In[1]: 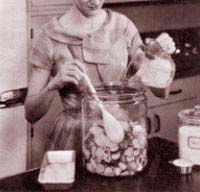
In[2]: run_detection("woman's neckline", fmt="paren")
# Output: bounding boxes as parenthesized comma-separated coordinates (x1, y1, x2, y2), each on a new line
(57, 6, 110, 37)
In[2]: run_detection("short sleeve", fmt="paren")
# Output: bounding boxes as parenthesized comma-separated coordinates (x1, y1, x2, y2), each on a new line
(124, 18, 143, 58)
(124, 18, 147, 74)
(29, 30, 54, 71)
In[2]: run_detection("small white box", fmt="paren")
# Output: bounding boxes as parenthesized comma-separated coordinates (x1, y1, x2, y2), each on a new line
(38, 150, 76, 190)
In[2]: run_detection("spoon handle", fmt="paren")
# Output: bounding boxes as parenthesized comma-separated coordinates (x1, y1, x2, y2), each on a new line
(83, 73, 100, 103)
(83, 74, 124, 144)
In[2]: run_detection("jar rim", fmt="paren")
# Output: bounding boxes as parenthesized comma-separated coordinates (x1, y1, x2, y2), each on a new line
(83, 81, 146, 104)
(94, 81, 145, 93)
(178, 106, 200, 124)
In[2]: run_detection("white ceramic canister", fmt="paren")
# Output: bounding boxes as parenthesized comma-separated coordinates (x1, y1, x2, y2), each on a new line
(178, 106, 200, 165)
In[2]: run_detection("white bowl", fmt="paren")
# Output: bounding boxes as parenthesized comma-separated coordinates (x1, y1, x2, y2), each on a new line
(38, 150, 76, 190)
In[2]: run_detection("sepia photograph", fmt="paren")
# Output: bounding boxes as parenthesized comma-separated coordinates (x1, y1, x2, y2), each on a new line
(0, 0, 200, 191)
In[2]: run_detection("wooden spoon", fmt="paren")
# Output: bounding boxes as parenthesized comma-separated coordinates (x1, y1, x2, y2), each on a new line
(83, 74, 124, 144)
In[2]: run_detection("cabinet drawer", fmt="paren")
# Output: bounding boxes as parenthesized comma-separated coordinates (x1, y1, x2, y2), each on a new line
(31, 0, 72, 6)
(146, 75, 200, 108)
(27, 0, 72, 13)
(148, 98, 198, 143)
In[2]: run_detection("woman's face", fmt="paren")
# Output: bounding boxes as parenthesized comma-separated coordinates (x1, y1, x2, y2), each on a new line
(74, 0, 105, 17)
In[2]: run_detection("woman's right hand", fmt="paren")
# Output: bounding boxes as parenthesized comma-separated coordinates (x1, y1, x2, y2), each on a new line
(47, 59, 86, 91)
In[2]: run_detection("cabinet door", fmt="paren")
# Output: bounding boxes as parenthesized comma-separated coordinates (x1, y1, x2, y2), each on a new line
(27, 14, 64, 169)
(27, 4, 72, 49)
(146, 75, 200, 108)
(28, 14, 58, 40)
(27, 14, 59, 78)
(146, 111, 156, 139)
(28, 15, 54, 49)
(148, 98, 198, 143)
(27, 14, 66, 169)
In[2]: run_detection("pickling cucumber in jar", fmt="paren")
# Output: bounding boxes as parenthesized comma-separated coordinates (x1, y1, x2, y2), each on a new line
(82, 81, 148, 177)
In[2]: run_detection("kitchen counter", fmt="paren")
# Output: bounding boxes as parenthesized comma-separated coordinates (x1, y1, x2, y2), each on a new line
(1, 137, 200, 192)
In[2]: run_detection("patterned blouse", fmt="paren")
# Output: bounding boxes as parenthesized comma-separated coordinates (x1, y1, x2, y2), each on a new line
(29, 9, 144, 109)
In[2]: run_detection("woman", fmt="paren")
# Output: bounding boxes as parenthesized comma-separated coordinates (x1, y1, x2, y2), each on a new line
(25, 0, 176, 153)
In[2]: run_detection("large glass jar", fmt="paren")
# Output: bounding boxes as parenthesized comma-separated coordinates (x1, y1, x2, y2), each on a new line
(178, 105, 200, 165)
(82, 81, 148, 177)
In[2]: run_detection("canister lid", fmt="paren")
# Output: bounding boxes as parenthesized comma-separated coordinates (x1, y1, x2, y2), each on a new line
(178, 105, 200, 124)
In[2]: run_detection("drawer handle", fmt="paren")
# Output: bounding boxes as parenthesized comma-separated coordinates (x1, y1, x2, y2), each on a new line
(147, 117, 151, 134)
(169, 89, 183, 95)
(155, 114, 160, 133)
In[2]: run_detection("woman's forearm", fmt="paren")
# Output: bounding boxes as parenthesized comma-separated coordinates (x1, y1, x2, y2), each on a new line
(25, 86, 56, 124)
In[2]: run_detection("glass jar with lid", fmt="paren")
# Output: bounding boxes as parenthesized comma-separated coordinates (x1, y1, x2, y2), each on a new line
(81, 81, 148, 177)
(178, 105, 200, 165)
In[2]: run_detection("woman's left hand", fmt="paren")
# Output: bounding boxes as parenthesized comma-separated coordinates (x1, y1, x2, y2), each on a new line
(155, 33, 176, 54)
(145, 32, 176, 55)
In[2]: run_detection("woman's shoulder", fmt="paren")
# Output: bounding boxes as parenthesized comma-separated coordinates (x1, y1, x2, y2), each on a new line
(107, 9, 137, 29)
(36, 16, 82, 45)
(40, 17, 60, 36)
(32, 17, 58, 44)
(105, 9, 138, 41)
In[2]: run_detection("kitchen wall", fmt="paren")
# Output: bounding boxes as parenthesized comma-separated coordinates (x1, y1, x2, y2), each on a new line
(105, 2, 200, 32)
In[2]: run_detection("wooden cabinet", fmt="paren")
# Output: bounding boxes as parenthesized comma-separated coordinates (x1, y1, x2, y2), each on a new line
(27, 0, 71, 49)
(146, 75, 200, 142)
(147, 99, 199, 142)
(146, 76, 200, 108)
(27, 1, 68, 169)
